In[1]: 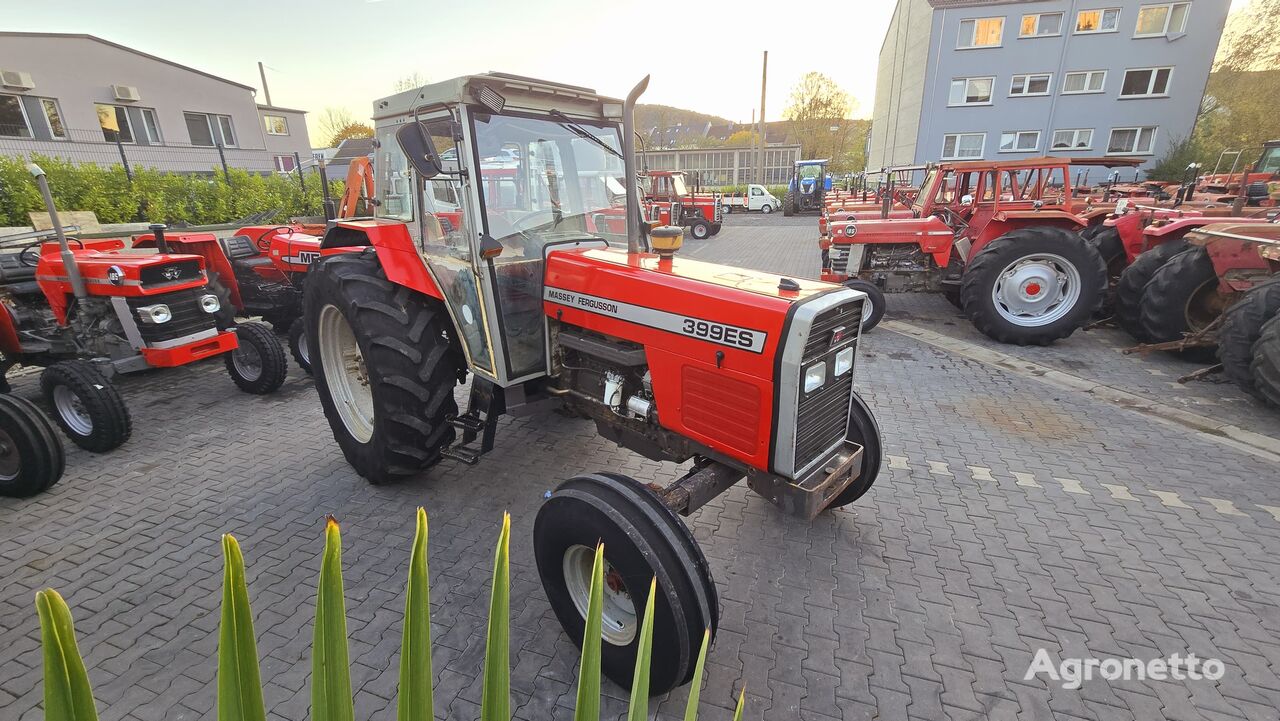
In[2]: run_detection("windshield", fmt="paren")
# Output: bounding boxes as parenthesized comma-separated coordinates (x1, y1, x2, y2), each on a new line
(1260, 145, 1280, 176)
(471, 112, 628, 254)
(916, 167, 939, 209)
(798, 164, 824, 179)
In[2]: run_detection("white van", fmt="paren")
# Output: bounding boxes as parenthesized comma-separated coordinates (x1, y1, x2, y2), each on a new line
(721, 184, 781, 214)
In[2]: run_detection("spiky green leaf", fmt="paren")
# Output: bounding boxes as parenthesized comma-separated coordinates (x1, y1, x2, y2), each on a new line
(36, 589, 98, 721)
(218, 535, 266, 721)
(573, 543, 605, 721)
(732, 687, 745, 721)
(398, 508, 434, 721)
(681, 629, 712, 721)
(626, 576, 657, 721)
(311, 516, 353, 721)
(481, 512, 511, 721)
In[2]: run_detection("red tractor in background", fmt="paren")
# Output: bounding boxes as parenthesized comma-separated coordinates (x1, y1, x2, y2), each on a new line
(1198, 140, 1280, 198)
(641, 169, 723, 239)
(0, 165, 287, 453)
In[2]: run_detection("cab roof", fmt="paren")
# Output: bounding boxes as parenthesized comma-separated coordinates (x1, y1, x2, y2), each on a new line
(940, 155, 1146, 171)
(372, 72, 621, 123)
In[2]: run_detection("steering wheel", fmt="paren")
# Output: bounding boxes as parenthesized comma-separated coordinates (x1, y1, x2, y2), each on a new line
(255, 226, 295, 251)
(19, 242, 42, 267)
(934, 206, 967, 230)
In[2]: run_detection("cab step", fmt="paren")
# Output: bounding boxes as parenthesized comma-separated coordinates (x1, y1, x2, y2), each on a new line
(441, 444, 482, 465)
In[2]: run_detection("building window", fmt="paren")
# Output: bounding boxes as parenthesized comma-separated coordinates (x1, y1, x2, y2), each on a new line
(1135, 2, 1190, 36)
(96, 103, 134, 144)
(273, 154, 296, 172)
(1020, 12, 1063, 37)
(999, 131, 1041, 153)
(1051, 129, 1094, 150)
(1009, 74, 1052, 97)
(1075, 8, 1121, 33)
(958, 17, 1004, 48)
(948, 77, 995, 106)
(1062, 70, 1107, 94)
(0, 94, 32, 138)
(138, 108, 162, 143)
(185, 112, 237, 147)
(942, 133, 986, 160)
(39, 99, 66, 139)
(264, 114, 289, 135)
(1107, 126, 1158, 155)
(1120, 67, 1172, 97)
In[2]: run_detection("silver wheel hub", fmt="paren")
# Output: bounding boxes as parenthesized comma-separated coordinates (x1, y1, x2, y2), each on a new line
(991, 253, 1082, 327)
(232, 339, 263, 381)
(318, 305, 375, 443)
(53, 385, 93, 436)
(562, 544, 638, 646)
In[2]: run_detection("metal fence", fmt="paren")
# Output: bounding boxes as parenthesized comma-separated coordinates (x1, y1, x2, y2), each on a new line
(638, 145, 802, 187)
(0, 125, 291, 175)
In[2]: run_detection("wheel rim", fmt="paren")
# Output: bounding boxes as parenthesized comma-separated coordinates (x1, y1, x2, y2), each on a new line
(1184, 278, 1229, 332)
(0, 428, 19, 481)
(562, 544, 638, 646)
(318, 304, 375, 443)
(299, 331, 310, 364)
(53, 385, 93, 436)
(694, 225, 707, 239)
(861, 298, 874, 324)
(232, 338, 264, 381)
(990, 252, 1082, 327)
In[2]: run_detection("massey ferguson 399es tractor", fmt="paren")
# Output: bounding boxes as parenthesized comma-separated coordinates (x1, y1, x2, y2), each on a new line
(304, 73, 881, 693)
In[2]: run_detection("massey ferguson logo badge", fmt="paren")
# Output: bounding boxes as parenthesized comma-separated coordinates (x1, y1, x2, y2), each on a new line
(161, 267, 182, 281)
(830, 325, 851, 348)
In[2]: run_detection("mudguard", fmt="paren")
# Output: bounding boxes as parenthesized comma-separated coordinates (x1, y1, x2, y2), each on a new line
(320, 219, 444, 301)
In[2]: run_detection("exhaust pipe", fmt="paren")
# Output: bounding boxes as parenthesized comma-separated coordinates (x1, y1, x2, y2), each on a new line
(622, 75, 650, 255)
(27, 164, 89, 304)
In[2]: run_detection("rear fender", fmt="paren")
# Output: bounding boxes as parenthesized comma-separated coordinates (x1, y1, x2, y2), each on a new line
(973, 213, 1085, 258)
(320, 219, 444, 301)
(1201, 238, 1273, 293)
(0, 304, 21, 354)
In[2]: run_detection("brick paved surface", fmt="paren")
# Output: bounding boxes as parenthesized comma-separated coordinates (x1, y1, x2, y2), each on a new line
(3, 213, 1280, 721)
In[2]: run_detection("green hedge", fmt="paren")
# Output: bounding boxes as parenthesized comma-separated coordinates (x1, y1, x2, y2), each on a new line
(0, 155, 340, 228)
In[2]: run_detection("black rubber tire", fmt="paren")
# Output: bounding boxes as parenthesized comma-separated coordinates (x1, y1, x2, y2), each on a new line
(1087, 227, 1126, 270)
(39, 360, 131, 453)
(688, 220, 711, 240)
(1251, 314, 1280, 407)
(941, 254, 966, 309)
(288, 316, 312, 375)
(206, 274, 238, 331)
(1138, 246, 1224, 360)
(306, 251, 461, 485)
(843, 279, 886, 331)
(1115, 239, 1188, 341)
(783, 190, 796, 217)
(960, 226, 1106, 345)
(534, 472, 717, 696)
(1217, 278, 1280, 397)
(709, 223, 722, 236)
(1080, 223, 1105, 242)
(827, 391, 882, 509)
(0, 394, 66, 497)
(225, 321, 288, 394)
(761, 203, 773, 214)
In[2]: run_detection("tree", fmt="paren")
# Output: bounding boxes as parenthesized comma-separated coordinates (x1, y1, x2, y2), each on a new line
(1215, 0, 1280, 71)
(318, 108, 357, 148)
(394, 72, 427, 92)
(782, 73, 863, 170)
(725, 130, 761, 147)
(328, 122, 374, 148)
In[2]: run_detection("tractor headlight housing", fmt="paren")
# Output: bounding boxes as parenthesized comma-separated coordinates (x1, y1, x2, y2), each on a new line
(803, 361, 826, 393)
(138, 304, 172, 324)
(834, 347, 854, 376)
(199, 294, 221, 313)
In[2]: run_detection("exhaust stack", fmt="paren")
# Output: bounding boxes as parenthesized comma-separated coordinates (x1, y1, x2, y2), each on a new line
(622, 75, 650, 255)
(27, 164, 88, 303)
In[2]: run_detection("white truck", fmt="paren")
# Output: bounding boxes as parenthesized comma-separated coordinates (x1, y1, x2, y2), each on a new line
(720, 184, 781, 214)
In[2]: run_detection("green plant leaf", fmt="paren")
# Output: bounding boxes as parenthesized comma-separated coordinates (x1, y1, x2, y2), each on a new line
(218, 535, 266, 721)
(481, 512, 511, 721)
(36, 589, 98, 721)
(398, 508, 433, 721)
(573, 543, 605, 721)
(312, 516, 353, 721)
(732, 687, 745, 721)
(681, 629, 712, 721)
(626, 576, 657, 721)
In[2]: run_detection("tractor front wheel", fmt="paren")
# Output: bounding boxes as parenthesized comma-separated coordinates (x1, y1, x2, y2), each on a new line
(306, 251, 460, 485)
(226, 322, 288, 394)
(1250, 314, 1280, 406)
(1114, 240, 1188, 341)
(40, 360, 131, 452)
(0, 394, 65, 497)
(1138, 246, 1227, 359)
(783, 190, 796, 217)
(960, 226, 1105, 345)
(843, 279, 886, 331)
(289, 317, 312, 375)
(826, 391, 882, 509)
(1217, 278, 1280, 397)
(535, 472, 718, 696)
(688, 219, 711, 240)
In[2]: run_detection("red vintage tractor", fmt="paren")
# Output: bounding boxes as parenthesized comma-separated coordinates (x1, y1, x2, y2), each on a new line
(641, 169, 723, 239)
(0, 165, 287, 452)
(303, 73, 881, 694)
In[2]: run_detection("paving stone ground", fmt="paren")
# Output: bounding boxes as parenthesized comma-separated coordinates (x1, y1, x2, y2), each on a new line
(2, 213, 1279, 721)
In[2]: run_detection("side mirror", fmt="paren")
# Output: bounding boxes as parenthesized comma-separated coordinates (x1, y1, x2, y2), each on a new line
(396, 122, 443, 178)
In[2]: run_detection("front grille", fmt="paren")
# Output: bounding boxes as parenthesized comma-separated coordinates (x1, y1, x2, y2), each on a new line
(126, 288, 218, 344)
(793, 299, 863, 474)
(830, 245, 850, 274)
(139, 260, 202, 287)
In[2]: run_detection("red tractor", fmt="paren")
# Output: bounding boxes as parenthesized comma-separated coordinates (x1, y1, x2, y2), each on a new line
(641, 169, 723, 239)
(0, 165, 287, 452)
(303, 73, 881, 694)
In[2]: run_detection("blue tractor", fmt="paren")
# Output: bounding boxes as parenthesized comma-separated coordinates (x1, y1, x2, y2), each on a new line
(783, 159, 831, 216)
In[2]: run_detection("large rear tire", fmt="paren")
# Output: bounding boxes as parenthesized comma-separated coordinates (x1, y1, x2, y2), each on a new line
(1115, 240, 1187, 341)
(783, 189, 796, 217)
(826, 391, 882, 509)
(843, 279, 885, 331)
(226, 321, 288, 394)
(1217, 278, 1280, 397)
(289, 316, 312, 375)
(1251, 314, 1280, 407)
(0, 394, 65, 498)
(534, 472, 717, 696)
(39, 360, 131, 453)
(305, 251, 461, 485)
(1138, 246, 1228, 359)
(960, 226, 1105, 345)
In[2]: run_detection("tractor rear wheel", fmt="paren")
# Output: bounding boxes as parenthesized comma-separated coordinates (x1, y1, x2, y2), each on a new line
(709, 222, 722, 237)
(226, 321, 288, 394)
(843, 279, 885, 331)
(783, 190, 796, 217)
(289, 317, 312, 375)
(40, 360, 131, 452)
(1217, 278, 1280, 398)
(1087, 227, 1126, 274)
(205, 275, 237, 331)
(306, 251, 461, 485)
(534, 472, 718, 696)
(960, 226, 1105, 345)
(1138, 246, 1228, 359)
(941, 255, 966, 309)
(1115, 240, 1187, 341)
(688, 219, 711, 240)
(826, 391, 882, 509)
(0, 394, 65, 498)
(1250, 314, 1280, 406)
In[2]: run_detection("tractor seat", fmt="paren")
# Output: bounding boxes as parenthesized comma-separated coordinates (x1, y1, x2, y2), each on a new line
(0, 253, 37, 285)
(220, 235, 261, 260)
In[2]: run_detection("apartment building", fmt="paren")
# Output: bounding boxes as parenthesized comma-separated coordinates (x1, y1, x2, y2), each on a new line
(0, 32, 311, 174)
(868, 0, 1230, 173)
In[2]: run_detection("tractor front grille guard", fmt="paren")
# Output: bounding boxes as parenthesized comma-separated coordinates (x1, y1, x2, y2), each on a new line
(792, 300, 862, 475)
(125, 288, 219, 345)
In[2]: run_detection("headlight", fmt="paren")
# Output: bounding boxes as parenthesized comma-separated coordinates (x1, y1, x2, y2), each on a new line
(199, 294, 221, 313)
(834, 347, 854, 376)
(107, 265, 125, 286)
(803, 361, 826, 393)
(138, 304, 172, 324)
(844, 223, 857, 237)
